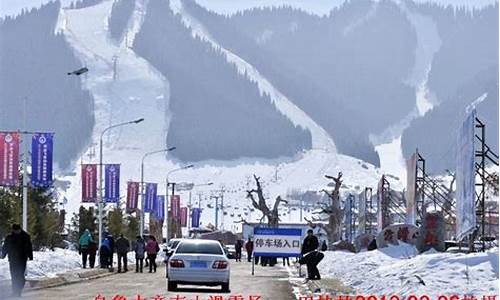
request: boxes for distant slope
[133,0,312,162]
[0,1,94,170]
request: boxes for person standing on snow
[88,240,98,268]
[133,235,146,273]
[245,237,254,262]
[235,239,243,262]
[115,234,130,273]
[301,229,322,280]
[145,235,160,273]
[78,229,93,268]
[1,224,33,297]
[100,237,111,269]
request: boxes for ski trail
[170,0,336,153]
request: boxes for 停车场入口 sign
[253,227,302,257]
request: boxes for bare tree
[305,172,344,245]
[246,175,288,227]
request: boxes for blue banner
[191,208,201,228]
[144,183,157,213]
[155,195,165,220]
[31,133,54,187]
[104,164,120,203]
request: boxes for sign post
[252,227,302,275]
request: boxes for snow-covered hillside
[54,0,401,230]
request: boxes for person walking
[107,234,115,270]
[300,229,321,280]
[78,229,93,268]
[145,235,159,273]
[144,235,150,268]
[88,241,98,268]
[99,237,111,269]
[235,239,243,262]
[115,234,130,273]
[133,235,146,273]
[1,224,33,297]
[245,238,253,262]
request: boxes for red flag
[81,164,97,203]
[171,195,180,221]
[0,132,20,187]
[127,181,139,212]
[180,207,188,227]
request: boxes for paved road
[22,261,294,300]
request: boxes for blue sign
[31,133,54,187]
[191,208,201,228]
[144,183,157,212]
[155,195,165,220]
[104,164,120,203]
[253,227,302,257]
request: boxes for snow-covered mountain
[0,0,497,228]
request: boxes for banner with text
[31,133,54,187]
[0,132,20,187]
[126,181,139,213]
[456,109,476,240]
[191,207,201,228]
[155,195,165,220]
[144,183,157,213]
[81,164,97,203]
[253,227,302,257]
[171,195,181,221]
[104,164,120,203]
[180,207,188,227]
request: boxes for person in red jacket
[245,237,254,262]
[145,235,160,273]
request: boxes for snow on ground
[0,248,81,280]
[318,244,499,297]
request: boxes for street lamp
[165,164,194,239]
[67,67,89,76]
[140,147,176,236]
[98,117,144,249]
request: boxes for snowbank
[0,248,81,280]
[318,244,499,297]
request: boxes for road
[22,261,294,300]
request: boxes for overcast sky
[0,0,497,18]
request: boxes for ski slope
[55,0,402,232]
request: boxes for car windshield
[176,242,223,255]
[169,240,180,248]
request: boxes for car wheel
[221,281,230,293]
[167,281,177,291]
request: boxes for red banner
[0,132,20,187]
[180,207,188,227]
[171,195,180,221]
[127,181,139,212]
[81,164,97,203]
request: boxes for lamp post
[98,117,144,249]
[165,164,194,239]
[140,147,176,236]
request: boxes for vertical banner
[171,195,181,221]
[191,208,201,228]
[81,164,97,203]
[0,132,20,186]
[344,195,353,241]
[377,176,391,233]
[456,109,476,240]
[405,153,417,225]
[357,190,366,235]
[144,183,157,213]
[180,207,188,227]
[104,164,120,203]
[155,195,165,220]
[126,181,139,213]
[31,133,54,187]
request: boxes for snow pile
[318,244,499,297]
[0,248,81,280]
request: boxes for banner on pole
[456,109,476,240]
[81,164,97,203]
[171,195,180,221]
[0,132,20,187]
[104,164,120,203]
[126,181,139,212]
[191,207,201,228]
[405,153,417,225]
[180,207,188,227]
[31,133,54,187]
[144,183,157,213]
[155,195,165,220]
[344,195,353,241]
[357,190,367,235]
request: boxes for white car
[167,239,230,292]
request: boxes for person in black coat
[115,234,130,273]
[301,229,321,280]
[1,224,33,297]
